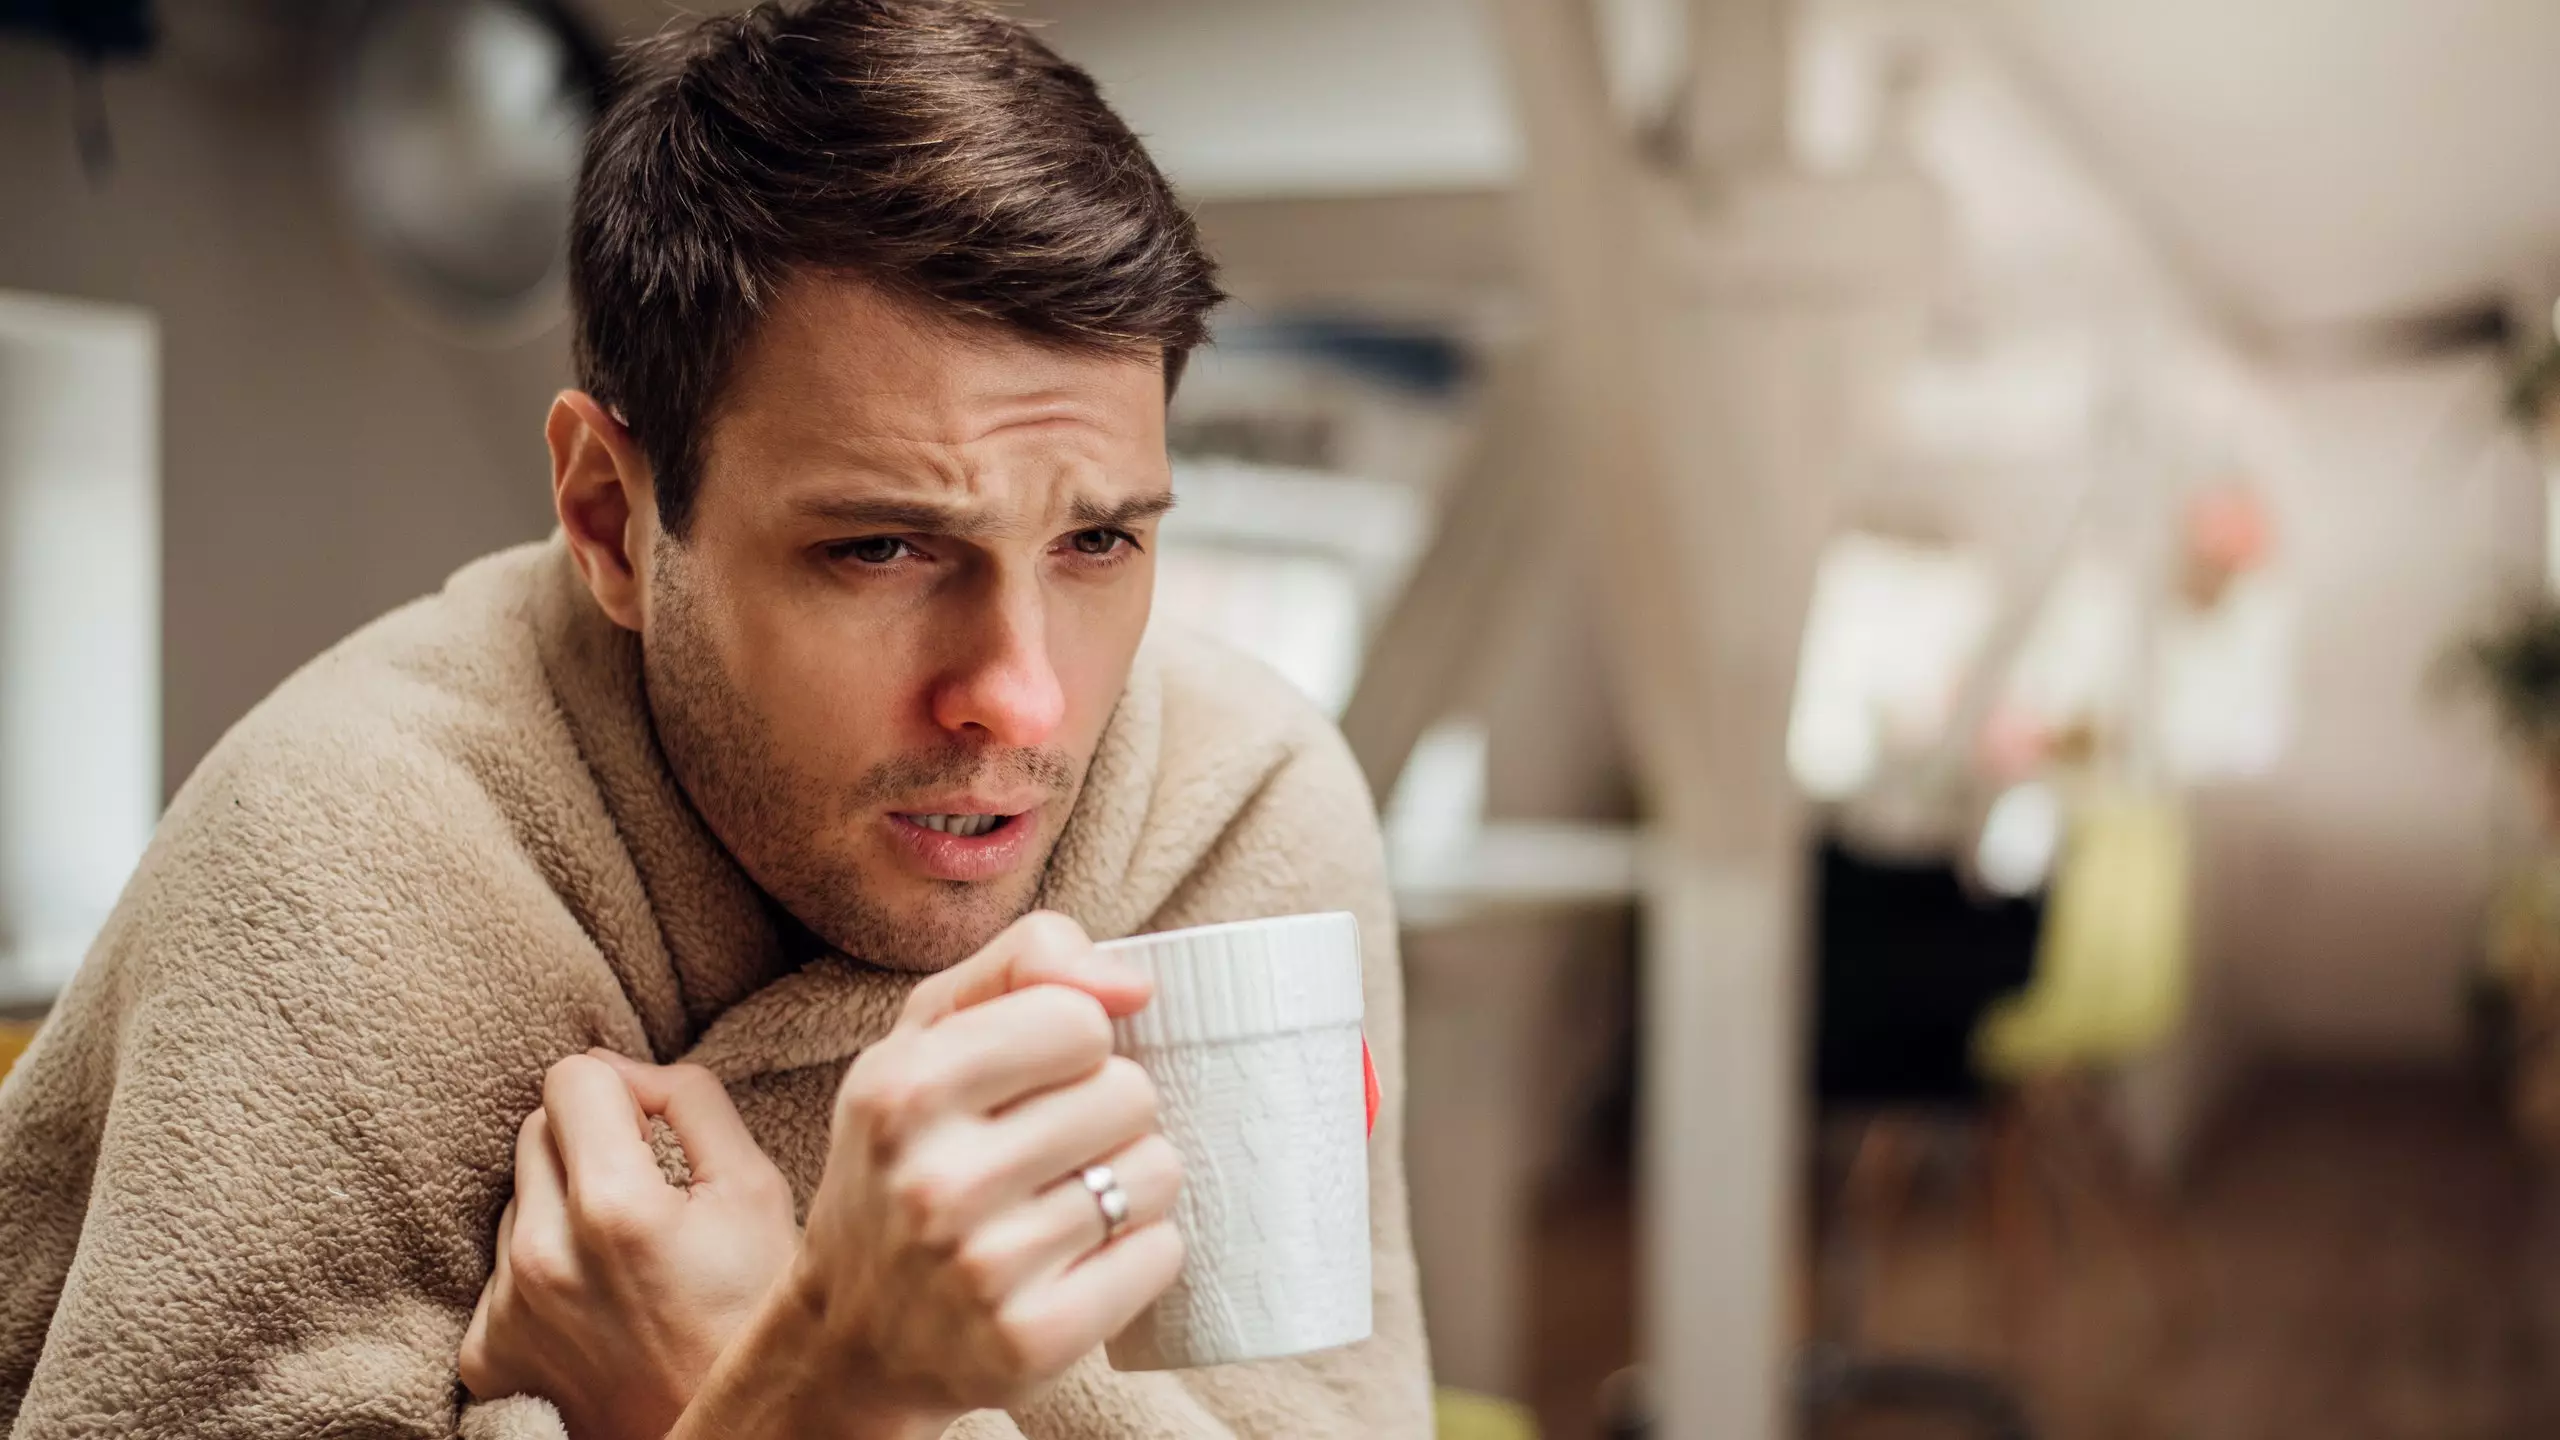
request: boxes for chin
[809,876,1039,973]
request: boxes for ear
[548,391,654,633]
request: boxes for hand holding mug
[466,911,1186,1440]
[755,911,1188,1432]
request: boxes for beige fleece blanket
[0,539,1430,1439]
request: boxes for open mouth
[900,812,1015,838]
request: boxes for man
[0,3,1429,1437]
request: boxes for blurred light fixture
[329,0,606,340]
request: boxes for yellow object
[1975,786,2191,1076]
[1435,1388,1538,1440]
[2488,852,2560,984]
[0,1022,36,1086]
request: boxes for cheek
[718,587,928,762]
[1048,566,1154,738]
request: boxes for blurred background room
[13,0,2560,1436]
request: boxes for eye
[1069,528,1130,557]
[828,536,913,565]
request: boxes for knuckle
[506,1227,572,1292]
[840,1051,945,1141]
[951,1236,1013,1307]
[1019,984,1113,1055]
[1014,910,1091,963]
[897,973,950,1025]
[888,1158,972,1242]
[456,1339,494,1398]
[1100,1055,1157,1122]
[1059,991,1116,1055]
[570,1186,654,1250]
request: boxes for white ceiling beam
[1685,0,1790,182]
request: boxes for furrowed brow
[1067,492,1177,530]
[789,495,999,537]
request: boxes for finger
[541,1053,667,1204]
[875,1053,1153,1245]
[460,1284,500,1399]
[914,984,1121,1115]
[967,1054,1160,1197]
[585,1052,768,1188]
[959,1132,1182,1299]
[461,1199,518,1401]
[898,911,1150,1031]
[493,1196,518,1277]
[999,1219,1185,1376]
[513,1107,567,1237]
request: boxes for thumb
[898,910,1151,1031]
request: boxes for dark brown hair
[569,0,1223,535]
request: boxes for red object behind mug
[1362,1036,1380,1137]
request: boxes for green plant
[2452,595,2560,756]
[2509,338,2560,430]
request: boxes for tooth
[920,814,950,834]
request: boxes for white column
[1481,2,1942,1435]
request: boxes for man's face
[639,278,1169,971]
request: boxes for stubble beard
[640,552,1081,972]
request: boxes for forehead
[701,275,1168,502]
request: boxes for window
[1787,530,1998,800]
[0,293,159,997]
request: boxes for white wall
[0,29,563,796]
[2217,356,2542,1059]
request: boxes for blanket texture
[0,540,1430,1439]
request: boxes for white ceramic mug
[1098,912,1372,1371]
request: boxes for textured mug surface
[1098,912,1372,1371]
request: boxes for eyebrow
[789,491,1177,536]
[1069,492,1179,530]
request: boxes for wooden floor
[1523,1067,2559,1440]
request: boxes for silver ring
[1081,1162,1130,1239]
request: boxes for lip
[884,805,1041,883]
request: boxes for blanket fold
[0,540,1430,1439]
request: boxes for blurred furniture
[2482,851,2560,1149]
[1814,835,2043,1106]
[1435,1387,1540,1440]
[1978,787,2198,1380]
[1807,790,2197,1436]
[1974,788,2190,1078]
[1807,831,2042,1439]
